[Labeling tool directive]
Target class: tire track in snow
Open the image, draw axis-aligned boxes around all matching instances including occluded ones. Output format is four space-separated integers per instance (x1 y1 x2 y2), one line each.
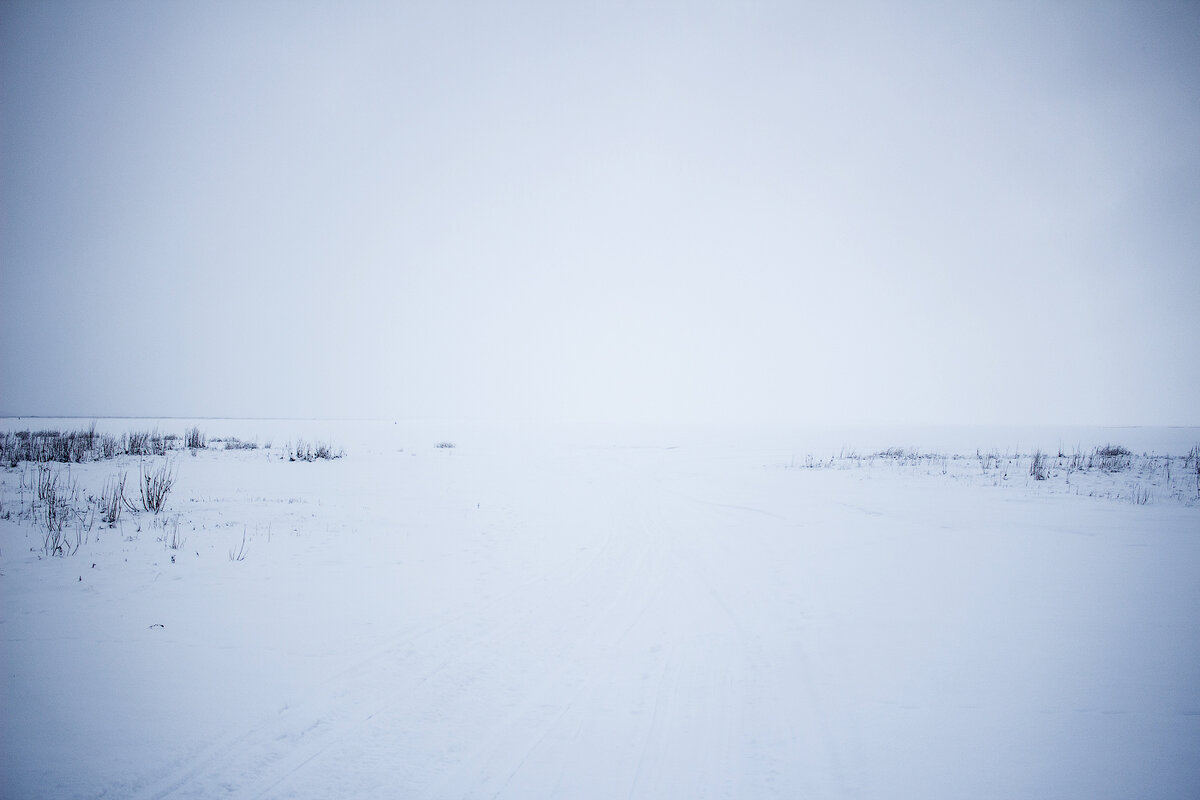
661 478 853 798
413 486 675 799
127 466 646 800
128 449 853 798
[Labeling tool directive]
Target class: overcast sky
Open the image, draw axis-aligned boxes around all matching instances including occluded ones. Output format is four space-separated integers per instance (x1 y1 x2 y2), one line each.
2 1 1197 425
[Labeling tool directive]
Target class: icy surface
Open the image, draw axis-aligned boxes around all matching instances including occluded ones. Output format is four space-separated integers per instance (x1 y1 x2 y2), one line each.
1 420 1198 799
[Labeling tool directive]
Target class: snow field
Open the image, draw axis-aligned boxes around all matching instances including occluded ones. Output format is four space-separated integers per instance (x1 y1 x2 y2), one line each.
1 420 1198 799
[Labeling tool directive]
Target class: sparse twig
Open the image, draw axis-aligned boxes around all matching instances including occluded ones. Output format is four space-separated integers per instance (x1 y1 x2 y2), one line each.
229 528 249 562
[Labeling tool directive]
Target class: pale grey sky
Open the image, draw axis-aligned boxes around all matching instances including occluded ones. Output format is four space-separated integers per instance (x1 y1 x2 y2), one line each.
2 1 1197 424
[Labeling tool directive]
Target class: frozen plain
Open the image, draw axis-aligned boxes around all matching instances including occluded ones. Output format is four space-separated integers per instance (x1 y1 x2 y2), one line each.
1 419 1198 799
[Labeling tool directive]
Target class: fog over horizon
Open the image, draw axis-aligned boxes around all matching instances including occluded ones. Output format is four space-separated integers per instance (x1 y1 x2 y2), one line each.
2 1 1198 426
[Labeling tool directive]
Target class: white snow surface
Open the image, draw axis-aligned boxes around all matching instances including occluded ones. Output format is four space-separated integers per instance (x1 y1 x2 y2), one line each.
2 419 1199 799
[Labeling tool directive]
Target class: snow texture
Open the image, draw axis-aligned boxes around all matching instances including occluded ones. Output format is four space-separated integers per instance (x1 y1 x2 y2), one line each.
2 419 1198 799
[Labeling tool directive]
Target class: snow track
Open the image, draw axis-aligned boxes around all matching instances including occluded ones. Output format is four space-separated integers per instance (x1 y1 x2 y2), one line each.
118 454 858 800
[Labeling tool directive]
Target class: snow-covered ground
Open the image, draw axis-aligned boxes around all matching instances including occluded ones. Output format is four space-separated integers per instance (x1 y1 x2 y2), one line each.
2 419 1198 799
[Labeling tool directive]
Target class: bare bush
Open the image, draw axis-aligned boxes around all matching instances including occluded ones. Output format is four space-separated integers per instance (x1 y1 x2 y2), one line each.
1030 450 1049 480
1186 444 1200 470
43 489 67 534
39 472 80 557
126 430 151 456
313 441 343 459
1095 444 1132 473
36 464 57 502
99 472 127 526
185 427 206 449
98 434 120 459
289 439 344 461
139 461 176 514
1 433 17 468
42 514 70 556
125 430 172 456
42 520 83 557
